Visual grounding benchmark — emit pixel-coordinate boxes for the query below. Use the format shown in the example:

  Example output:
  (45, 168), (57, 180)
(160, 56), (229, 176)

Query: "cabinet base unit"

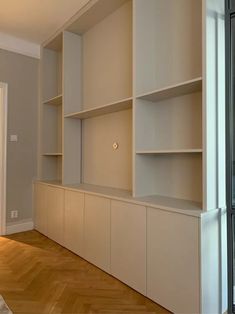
(33, 181), (226, 314)
(111, 200), (146, 294)
(147, 208), (200, 314)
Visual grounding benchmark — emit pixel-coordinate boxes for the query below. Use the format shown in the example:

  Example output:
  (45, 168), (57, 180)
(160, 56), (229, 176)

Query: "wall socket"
(11, 210), (18, 219)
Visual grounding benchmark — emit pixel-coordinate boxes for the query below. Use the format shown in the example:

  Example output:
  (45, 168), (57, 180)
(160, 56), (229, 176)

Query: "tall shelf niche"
(40, 33), (63, 182)
(63, 0), (133, 191)
(133, 0), (202, 207)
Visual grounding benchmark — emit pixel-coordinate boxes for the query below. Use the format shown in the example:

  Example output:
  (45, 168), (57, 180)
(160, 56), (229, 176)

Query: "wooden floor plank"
(0, 231), (170, 314)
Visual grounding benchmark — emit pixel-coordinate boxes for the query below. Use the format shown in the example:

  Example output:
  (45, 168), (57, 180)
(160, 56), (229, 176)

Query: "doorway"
(0, 83), (7, 236)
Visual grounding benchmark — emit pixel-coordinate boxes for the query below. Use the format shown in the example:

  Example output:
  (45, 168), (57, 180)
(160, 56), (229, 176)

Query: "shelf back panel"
(135, 92), (202, 151)
(135, 154), (202, 203)
(82, 109), (132, 190)
(134, 0), (202, 95)
(82, 0), (132, 110)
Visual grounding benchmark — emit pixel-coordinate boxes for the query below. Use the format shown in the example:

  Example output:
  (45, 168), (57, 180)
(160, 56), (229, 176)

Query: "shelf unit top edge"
(64, 97), (133, 118)
(66, 0), (128, 35)
(136, 77), (203, 101)
(42, 0), (128, 49)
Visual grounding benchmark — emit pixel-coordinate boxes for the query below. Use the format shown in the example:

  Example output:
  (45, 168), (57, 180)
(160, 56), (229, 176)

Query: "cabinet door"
(64, 190), (84, 256)
(34, 183), (48, 236)
(47, 186), (64, 245)
(84, 194), (110, 272)
(111, 200), (146, 294)
(147, 208), (200, 314)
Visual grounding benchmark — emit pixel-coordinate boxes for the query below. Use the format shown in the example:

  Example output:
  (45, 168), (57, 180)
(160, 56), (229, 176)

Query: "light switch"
(10, 135), (18, 142)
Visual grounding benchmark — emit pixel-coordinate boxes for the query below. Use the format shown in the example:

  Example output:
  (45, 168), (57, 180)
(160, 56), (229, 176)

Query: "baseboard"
(6, 219), (34, 235)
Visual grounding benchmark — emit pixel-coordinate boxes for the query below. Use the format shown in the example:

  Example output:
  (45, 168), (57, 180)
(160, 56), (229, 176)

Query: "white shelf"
(43, 153), (63, 156)
(137, 77), (202, 102)
(136, 194), (202, 213)
(64, 97), (132, 119)
(43, 94), (63, 106)
(136, 149), (203, 155)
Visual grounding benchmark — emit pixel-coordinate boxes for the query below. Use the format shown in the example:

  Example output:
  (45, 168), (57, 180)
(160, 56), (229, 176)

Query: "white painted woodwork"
(137, 77), (202, 102)
(45, 33), (63, 51)
(36, 0), (227, 312)
(41, 155), (62, 182)
(203, 0), (226, 211)
(42, 48), (62, 101)
(40, 44), (63, 182)
(147, 207), (200, 314)
(34, 183), (48, 235)
(38, 181), (202, 217)
(134, 0), (202, 95)
(42, 104), (62, 154)
(63, 31), (82, 115)
(64, 190), (84, 256)
(135, 153), (202, 202)
(44, 94), (62, 106)
(82, 110), (132, 190)
(43, 153), (62, 156)
(111, 200), (146, 294)
(65, 97), (132, 119)
(136, 149), (203, 155)
(84, 194), (111, 272)
(135, 93), (202, 152)
(82, 0), (132, 109)
(63, 31), (82, 184)
(46, 186), (64, 245)
(67, 0), (128, 35)
(200, 210), (220, 314)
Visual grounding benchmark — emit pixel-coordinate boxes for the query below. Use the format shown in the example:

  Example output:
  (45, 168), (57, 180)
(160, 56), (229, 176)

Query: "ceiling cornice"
(0, 32), (40, 59)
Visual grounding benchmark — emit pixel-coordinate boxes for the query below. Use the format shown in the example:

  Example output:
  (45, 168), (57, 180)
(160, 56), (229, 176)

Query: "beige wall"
(0, 49), (38, 223)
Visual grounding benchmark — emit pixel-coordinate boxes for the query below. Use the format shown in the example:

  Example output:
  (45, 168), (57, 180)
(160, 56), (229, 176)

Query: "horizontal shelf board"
(137, 77), (202, 102)
(64, 97), (132, 119)
(42, 153), (63, 156)
(43, 94), (63, 106)
(65, 183), (132, 199)
(136, 194), (202, 212)
(36, 180), (203, 217)
(136, 149), (203, 155)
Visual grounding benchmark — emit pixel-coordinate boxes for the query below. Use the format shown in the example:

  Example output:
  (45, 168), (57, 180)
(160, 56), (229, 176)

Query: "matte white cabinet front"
(64, 190), (84, 256)
(147, 207), (200, 314)
(47, 186), (64, 246)
(111, 200), (146, 294)
(34, 183), (48, 236)
(84, 194), (111, 272)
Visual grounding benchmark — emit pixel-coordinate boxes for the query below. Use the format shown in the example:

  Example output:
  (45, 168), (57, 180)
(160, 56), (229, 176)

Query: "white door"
(0, 83), (7, 236)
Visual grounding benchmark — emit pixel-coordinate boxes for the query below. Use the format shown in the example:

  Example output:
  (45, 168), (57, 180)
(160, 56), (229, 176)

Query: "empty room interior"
(0, 0), (233, 313)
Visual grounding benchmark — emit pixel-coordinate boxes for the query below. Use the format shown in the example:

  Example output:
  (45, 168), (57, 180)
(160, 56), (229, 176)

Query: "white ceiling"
(0, 0), (90, 44)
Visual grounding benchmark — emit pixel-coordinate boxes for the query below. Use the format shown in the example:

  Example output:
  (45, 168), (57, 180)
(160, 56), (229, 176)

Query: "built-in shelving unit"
(36, 0), (226, 313)
(38, 0), (203, 203)
(136, 77), (202, 102)
(65, 97), (132, 119)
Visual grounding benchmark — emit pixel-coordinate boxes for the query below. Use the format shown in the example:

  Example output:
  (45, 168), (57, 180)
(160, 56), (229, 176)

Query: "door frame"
(0, 82), (8, 236)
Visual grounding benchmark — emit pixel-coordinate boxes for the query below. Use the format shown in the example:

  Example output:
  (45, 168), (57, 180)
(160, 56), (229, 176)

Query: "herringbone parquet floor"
(0, 231), (170, 314)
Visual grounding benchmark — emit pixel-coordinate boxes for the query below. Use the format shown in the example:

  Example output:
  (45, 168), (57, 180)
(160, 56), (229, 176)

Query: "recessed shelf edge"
(64, 97), (133, 119)
(136, 77), (202, 102)
(43, 94), (63, 106)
